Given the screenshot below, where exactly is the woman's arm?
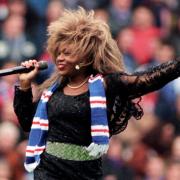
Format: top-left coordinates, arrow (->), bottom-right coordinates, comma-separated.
125,59 -> 180,99
104,59 -> 180,135
13,86 -> 37,132
105,59 -> 180,99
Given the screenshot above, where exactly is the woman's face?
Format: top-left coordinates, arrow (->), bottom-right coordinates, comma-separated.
55,44 -> 81,77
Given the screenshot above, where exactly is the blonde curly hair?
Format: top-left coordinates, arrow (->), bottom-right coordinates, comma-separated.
35,7 -> 124,98
47,7 -> 124,72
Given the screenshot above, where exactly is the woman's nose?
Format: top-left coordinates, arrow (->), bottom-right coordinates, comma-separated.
57,53 -> 64,60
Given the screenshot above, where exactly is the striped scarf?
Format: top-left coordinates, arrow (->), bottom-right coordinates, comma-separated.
25,74 -> 109,172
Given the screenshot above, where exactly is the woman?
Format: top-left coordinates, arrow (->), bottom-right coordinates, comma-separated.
13,7 -> 180,180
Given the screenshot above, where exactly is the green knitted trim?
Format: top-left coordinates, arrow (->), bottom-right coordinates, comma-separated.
45,142 -> 98,161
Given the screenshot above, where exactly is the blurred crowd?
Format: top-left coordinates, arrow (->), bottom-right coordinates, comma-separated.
0,0 -> 179,180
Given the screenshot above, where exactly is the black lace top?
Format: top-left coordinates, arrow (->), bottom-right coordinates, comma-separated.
14,60 -> 180,145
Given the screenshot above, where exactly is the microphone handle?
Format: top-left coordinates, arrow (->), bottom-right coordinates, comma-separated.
0,61 -> 48,77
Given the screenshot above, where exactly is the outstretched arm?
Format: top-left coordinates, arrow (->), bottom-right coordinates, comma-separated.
122,59 -> 180,99
104,59 -> 180,136
105,59 -> 180,100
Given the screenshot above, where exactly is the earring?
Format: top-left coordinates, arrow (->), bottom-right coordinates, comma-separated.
75,64 -> 80,70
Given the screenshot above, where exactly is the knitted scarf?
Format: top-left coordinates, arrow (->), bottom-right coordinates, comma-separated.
24,74 -> 109,172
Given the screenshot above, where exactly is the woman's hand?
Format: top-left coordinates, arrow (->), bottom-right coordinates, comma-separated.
19,59 -> 39,90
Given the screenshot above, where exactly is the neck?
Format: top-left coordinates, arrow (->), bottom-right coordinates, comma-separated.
69,72 -> 89,83
67,75 -> 89,89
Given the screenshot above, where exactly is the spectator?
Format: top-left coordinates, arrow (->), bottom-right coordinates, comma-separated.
129,6 -> 160,65
108,0 -> 133,37
7,0 -> 27,17
165,160 -> 180,180
0,14 -> 37,66
169,14 -> 180,57
0,0 -> 8,22
0,157 -> 12,180
116,26 -> 137,73
170,136 -> 180,161
0,121 -> 25,180
94,8 -> 109,23
144,153 -> 166,180
0,61 -> 19,124
103,136 -> 134,180
152,41 -> 178,128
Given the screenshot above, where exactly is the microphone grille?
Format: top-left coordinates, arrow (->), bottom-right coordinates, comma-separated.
38,61 -> 48,70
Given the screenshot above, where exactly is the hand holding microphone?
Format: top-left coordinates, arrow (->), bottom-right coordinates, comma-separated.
18,60 -> 48,90
0,59 -> 48,90
18,60 -> 47,81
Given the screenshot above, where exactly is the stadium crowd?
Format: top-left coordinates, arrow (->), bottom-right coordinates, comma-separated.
0,0 -> 179,179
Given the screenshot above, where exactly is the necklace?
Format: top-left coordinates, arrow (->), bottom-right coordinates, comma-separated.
67,77 -> 89,89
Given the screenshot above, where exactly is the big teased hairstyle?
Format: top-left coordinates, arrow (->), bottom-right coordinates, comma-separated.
36,7 -> 125,93
47,7 -> 124,73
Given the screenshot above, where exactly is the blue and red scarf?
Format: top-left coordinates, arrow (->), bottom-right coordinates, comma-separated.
25,74 -> 110,172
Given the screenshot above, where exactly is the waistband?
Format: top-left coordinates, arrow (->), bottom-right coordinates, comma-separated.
45,141 -> 100,161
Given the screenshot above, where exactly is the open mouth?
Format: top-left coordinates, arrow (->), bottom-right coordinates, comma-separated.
56,61 -> 66,70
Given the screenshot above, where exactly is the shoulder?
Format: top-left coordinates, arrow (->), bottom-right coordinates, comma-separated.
103,72 -> 128,85
101,72 -> 129,97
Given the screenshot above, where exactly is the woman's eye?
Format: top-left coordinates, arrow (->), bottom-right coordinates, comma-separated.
57,51 -> 61,56
64,51 -> 71,55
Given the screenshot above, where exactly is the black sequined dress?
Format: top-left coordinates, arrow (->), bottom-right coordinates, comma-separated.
13,60 -> 180,180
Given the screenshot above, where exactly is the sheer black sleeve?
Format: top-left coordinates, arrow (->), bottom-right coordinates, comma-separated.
13,86 -> 37,132
119,59 -> 180,99
105,59 -> 180,135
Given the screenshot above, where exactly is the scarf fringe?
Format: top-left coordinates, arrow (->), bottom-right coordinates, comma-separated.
24,161 -> 40,172
86,142 -> 109,157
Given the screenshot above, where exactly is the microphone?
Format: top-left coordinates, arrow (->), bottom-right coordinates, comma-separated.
0,61 -> 48,77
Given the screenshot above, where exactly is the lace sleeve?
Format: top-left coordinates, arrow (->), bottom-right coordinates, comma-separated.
105,59 -> 180,135
121,59 -> 180,99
